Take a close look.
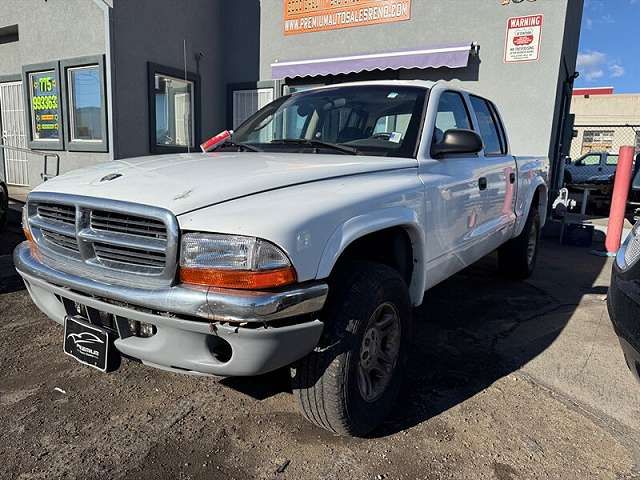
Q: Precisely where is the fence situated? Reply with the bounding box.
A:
[570,124,640,161]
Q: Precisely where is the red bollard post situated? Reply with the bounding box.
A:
[605,146,635,254]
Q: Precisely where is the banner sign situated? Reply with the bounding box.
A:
[29,70,61,140]
[284,0,411,36]
[504,14,543,63]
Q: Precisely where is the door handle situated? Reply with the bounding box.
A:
[478,177,487,191]
[509,172,516,184]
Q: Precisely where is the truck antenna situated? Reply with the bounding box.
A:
[184,39,190,154]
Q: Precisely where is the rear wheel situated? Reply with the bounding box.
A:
[498,206,540,279]
[291,261,411,437]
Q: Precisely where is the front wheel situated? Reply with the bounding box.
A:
[291,261,411,437]
[498,206,540,279]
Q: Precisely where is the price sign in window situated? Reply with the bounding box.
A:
[29,70,61,141]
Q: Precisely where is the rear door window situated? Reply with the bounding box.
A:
[606,154,619,165]
[470,96,503,155]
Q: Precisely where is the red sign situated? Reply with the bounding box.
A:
[504,14,543,63]
[513,35,534,46]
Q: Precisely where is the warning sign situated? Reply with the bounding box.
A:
[504,14,543,63]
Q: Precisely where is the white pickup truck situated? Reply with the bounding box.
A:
[15,81,548,436]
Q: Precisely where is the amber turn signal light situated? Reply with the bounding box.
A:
[179,266,297,290]
[22,223,41,259]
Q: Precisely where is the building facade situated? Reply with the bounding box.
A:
[570,91,640,160]
[0,0,227,194]
[0,0,583,195]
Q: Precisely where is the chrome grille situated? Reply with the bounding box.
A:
[37,203,76,226]
[27,193,179,288]
[41,229,80,254]
[91,210,167,240]
[93,242,166,271]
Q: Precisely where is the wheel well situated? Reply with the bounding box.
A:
[331,227,414,287]
[532,185,548,224]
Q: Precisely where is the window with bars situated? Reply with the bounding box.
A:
[232,88,274,129]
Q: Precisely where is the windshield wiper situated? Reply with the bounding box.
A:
[270,139,358,155]
[212,140,262,152]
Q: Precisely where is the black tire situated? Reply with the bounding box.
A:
[0,182,7,232]
[498,206,540,279]
[291,261,411,437]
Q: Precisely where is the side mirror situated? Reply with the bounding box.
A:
[565,157,572,165]
[431,129,483,158]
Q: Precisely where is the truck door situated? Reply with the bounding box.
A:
[420,90,482,289]
[468,96,517,254]
[567,153,602,184]
[603,152,619,177]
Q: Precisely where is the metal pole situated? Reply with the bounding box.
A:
[606,146,635,253]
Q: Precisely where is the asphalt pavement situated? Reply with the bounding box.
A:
[1,220,640,479]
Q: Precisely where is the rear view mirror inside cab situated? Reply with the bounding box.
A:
[296,103,314,117]
[322,97,346,111]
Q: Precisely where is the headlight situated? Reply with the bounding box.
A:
[179,233,296,289]
[623,223,640,271]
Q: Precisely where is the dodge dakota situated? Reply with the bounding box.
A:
[14,81,548,436]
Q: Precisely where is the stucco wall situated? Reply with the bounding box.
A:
[259,0,584,162]
[111,0,226,159]
[0,0,107,186]
[572,94,640,125]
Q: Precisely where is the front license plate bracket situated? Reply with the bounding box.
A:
[63,316,119,372]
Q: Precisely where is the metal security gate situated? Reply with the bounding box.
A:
[232,88,274,128]
[0,81,29,186]
[227,80,280,131]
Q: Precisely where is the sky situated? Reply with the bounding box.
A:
[576,0,639,93]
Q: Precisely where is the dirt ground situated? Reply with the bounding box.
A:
[2,220,640,480]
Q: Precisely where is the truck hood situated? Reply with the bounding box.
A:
[34,152,417,215]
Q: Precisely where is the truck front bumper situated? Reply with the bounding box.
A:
[13,242,328,376]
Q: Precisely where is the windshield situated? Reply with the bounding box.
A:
[231,85,428,158]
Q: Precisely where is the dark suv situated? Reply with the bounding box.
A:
[565,151,618,186]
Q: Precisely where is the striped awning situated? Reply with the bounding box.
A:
[271,42,476,79]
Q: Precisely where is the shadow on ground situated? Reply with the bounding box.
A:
[0,225,26,294]
[228,233,610,438]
